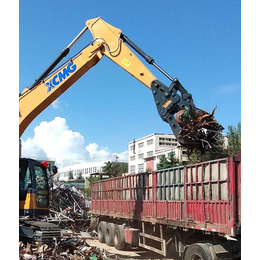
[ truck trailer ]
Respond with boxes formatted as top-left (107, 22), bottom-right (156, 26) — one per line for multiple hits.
top-left (91, 153), bottom-right (241, 259)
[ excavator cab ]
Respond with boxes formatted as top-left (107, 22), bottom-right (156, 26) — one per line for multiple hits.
top-left (19, 158), bottom-right (51, 216)
top-left (19, 158), bottom-right (61, 244)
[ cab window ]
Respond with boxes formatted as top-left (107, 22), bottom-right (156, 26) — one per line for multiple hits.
top-left (19, 161), bottom-right (32, 201)
top-left (34, 163), bottom-right (49, 208)
top-left (34, 164), bottom-right (48, 190)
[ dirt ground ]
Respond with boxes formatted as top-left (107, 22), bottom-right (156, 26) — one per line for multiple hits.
top-left (85, 237), bottom-right (180, 260)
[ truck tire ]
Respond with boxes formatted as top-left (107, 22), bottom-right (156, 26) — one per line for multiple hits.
top-left (97, 221), bottom-right (107, 243)
top-left (105, 223), bottom-right (116, 246)
top-left (184, 243), bottom-right (213, 260)
top-left (114, 225), bottom-right (126, 250)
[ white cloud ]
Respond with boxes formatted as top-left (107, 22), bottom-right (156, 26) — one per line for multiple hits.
top-left (114, 151), bottom-right (128, 161)
top-left (22, 138), bottom-right (48, 160)
top-left (86, 143), bottom-right (110, 160)
top-left (85, 143), bottom-right (128, 162)
top-left (21, 117), bottom-right (128, 167)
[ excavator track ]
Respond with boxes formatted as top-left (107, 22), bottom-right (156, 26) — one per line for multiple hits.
top-left (19, 220), bottom-right (61, 245)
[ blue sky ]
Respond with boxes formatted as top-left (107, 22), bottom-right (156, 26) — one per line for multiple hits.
top-left (19, 0), bottom-right (241, 164)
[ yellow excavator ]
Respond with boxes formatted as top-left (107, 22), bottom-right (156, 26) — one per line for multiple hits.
top-left (19, 17), bottom-right (223, 244)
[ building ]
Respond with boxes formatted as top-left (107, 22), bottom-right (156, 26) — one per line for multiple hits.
top-left (128, 133), bottom-right (188, 173)
top-left (154, 146), bottom-right (188, 167)
top-left (57, 161), bottom-right (105, 181)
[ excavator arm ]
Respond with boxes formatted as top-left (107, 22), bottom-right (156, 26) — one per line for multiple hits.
top-left (19, 17), bottom-right (223, 151)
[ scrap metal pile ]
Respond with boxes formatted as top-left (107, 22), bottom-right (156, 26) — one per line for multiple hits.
top-left (19, 235), bottom-right (119, 260)
top-left (47, 182), bottom-right (91, 232)
top-left (177, 106), bottom-right (224, 153)
top-left (19, 182), bottom-right (119, 260)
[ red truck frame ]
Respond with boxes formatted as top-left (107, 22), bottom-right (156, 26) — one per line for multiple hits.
top-left (91, 153), bottom-right (241, 259)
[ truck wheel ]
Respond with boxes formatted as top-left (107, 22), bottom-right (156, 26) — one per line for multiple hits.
top-left (114, 225), bottom-right (126, 250)
top-left (105, 223), bottom-right (116, 246)
top-left (97, 221), bottom-right (107, 243)
top-left (184, 243), bottom-right (213, 260)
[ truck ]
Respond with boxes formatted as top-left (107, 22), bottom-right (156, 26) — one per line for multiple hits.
top-left (91, 153), bottom-right (241, 259)
top-left (19, 17), bottom-right (223, 244)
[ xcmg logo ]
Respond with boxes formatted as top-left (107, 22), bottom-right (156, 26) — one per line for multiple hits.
top-left (46, 62), bottom-right (77, 93)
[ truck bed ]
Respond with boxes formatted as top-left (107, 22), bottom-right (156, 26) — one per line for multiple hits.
top-left (91, 153), bottom-right (241, 237)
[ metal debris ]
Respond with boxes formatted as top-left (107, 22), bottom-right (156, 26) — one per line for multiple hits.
top-left (20, 181), bottom-right (118, 259)
top-left (50, 183), bottom-right (87, 213)
top-left (19, 234), bottom-right (117, 260)
top-left (178, 106), bottom-right (224, 153)
top-left (45, 182), bottom-right (91, 232)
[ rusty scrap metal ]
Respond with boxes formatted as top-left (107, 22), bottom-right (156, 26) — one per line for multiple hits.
top-left (19, 234), bottom-right (118, 260)
top-left (50, 183), bottom-right (87, 214)
top-left (19, 182), bottom-right (111, 259)
top-left (45, 182), bottom-right (91, 232)
top-left (178, 106), bottom-right (224, 153)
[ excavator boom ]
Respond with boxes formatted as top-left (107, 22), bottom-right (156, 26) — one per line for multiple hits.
top-left (19, 17), bottom-right (223, 151)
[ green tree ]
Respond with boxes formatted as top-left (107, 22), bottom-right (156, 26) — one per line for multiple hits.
top-left (102, 161), bottom-right (120, 177)
top-left (102, 161), bottom-right (114, 176)
top-left (187, 143), bottom-right (228, 164)
top-left (68, 170), bottom-right (74, 180)
top-left (118, 162), bottom-right (128, 174)
top-left (77, 171), bottom-right (83, 179)
top-left (157, 152), bottom-right (181, 170)
top-left (227, 122), bottom-right (241, 156)
top-left (84, 176), bottom-right (102, 198)
top-left (102, 156), bottom-right (128, 177)
top-left (157, 155), bottom-right (168, 170)
top-left (112, 156), bottom-right (119, 177)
